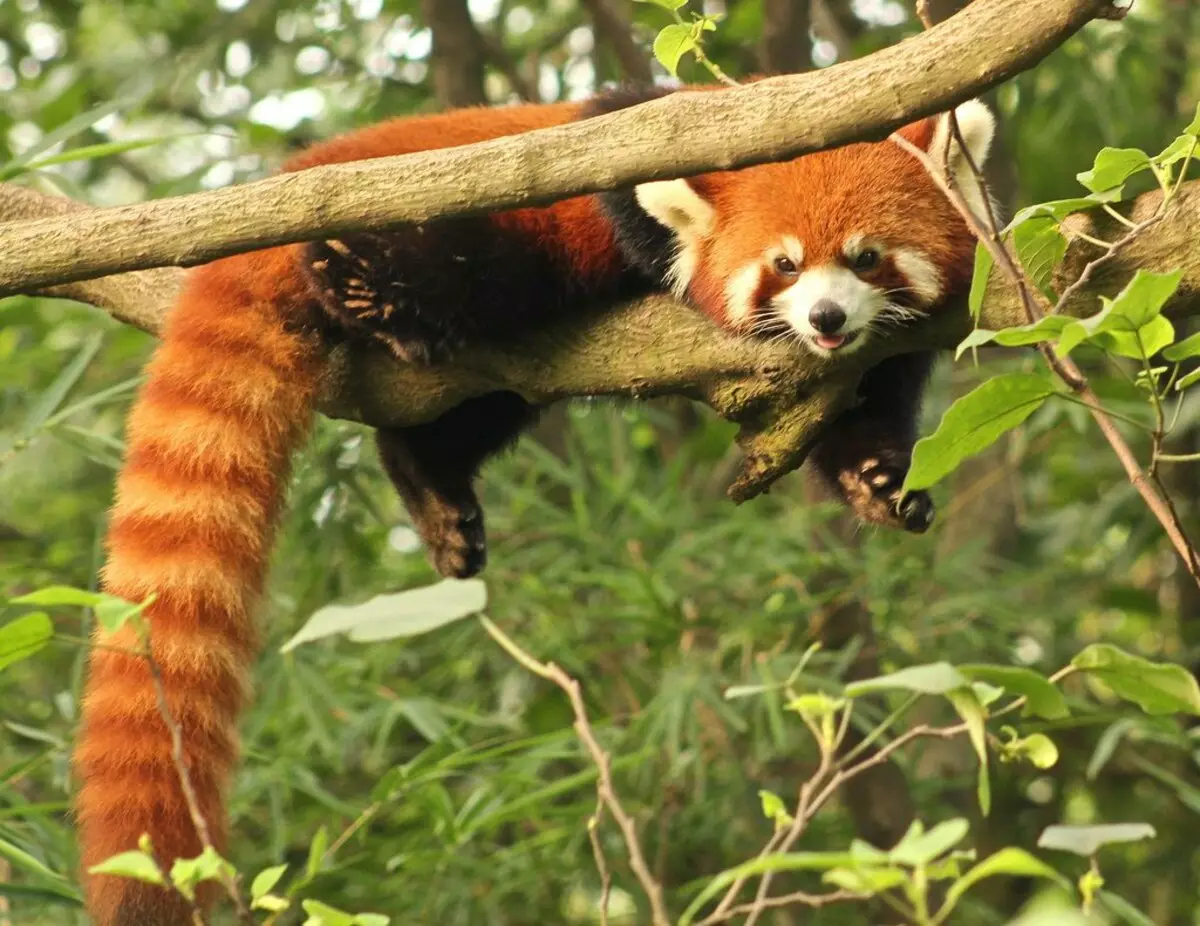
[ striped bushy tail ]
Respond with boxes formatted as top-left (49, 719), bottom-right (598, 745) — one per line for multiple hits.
top-left (74, 247), bottom-right (321, 926)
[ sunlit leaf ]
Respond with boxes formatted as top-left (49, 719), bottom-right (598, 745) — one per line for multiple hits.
top-left (844, 662), bottom-right (969, 697)
top-left (0, 613), bottom-right (53, 672)
top-left (87, 850), bottom-right (164, 886)
top-left (1076, 147), bottom-right (1151, 194)
top-left (958, 665), bottom-right (1069, 719)
top-left (1038, 823), bottom-right (1156, 856)
top-left (282, 579), bottom-right (487, 652)
top-left (948, 689), bottom-right (990, 816)
top-left (651, 23), bottom-right (697, 75)
top-left (967, 243), bottom-right (994, 321)
top-left (938, 848), bottom-right (1068, 920)
top-left (1072, 643), bottom-right (1200, 715)
top-left (904, 373), bottom-right (1056, 491)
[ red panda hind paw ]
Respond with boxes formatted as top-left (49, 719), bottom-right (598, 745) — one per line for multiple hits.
top-left (413, 496), bottom-right (488, 578)
top-left (839, 457), bottom-right (935, 534)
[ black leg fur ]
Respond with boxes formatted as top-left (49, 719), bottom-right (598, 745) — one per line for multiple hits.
top-left (377, 392), bottom-right (540, 578)
top-left (808, 352), bottom-right (937, 534)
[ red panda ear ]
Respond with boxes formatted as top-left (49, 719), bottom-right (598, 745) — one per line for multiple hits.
top-left (634, 177), bottom-right (716, 239)
top-left (896, 116), bottom-right (938, 151)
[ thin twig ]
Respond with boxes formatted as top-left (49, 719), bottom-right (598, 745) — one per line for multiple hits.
top-left (890, 120), bottom-right (1200, 589)
top-left (480, 617), bottom-right (670, 926)
top-left (588, 800), bottom-right (613, 926)
top-left (140, 631), bottom-right (254, 925)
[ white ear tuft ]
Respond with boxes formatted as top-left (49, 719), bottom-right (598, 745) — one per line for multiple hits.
top-left (634, 178), bottom-right (716, 238)
top-left (929, 100), bottom-right (996, 225)
top-left (930, 99), bottom-right (996, 181)
top-left (951, 99), bottom-right (996, 171)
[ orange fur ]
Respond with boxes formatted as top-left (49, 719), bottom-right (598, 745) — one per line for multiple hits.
top-left (73, 97), bottom-right (624, 926)
top-left (74, 92), bottom-right (979, 926)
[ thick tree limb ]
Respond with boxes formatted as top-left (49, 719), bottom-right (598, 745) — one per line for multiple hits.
top-left (4, 180), bottom-right (1198, 503)
top-left (0, 0), bottom-right (1114, 296)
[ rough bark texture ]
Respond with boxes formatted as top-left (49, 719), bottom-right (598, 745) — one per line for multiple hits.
top-left (4, 179), bottom-right (1198, 505)
top-left (0, 0), bottom-right (1115, 295)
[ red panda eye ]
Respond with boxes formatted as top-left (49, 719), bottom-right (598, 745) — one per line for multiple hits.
top-left (852, 248), bottom-right (881, 272)
top-left (773, 255), bottom-right (798, 277)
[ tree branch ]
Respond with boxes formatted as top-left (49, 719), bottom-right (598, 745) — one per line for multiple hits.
top-left (5, 179), bottom-right (1198, 505)
top-left (0, 0), bottom-right (1113, 295)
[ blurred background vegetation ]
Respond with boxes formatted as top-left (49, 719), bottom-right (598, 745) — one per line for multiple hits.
top-left (1, 0), bottom-right (1198, 923)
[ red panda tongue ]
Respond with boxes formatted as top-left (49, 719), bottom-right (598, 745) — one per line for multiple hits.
top-left (815, 334), bottom-right (848, 350)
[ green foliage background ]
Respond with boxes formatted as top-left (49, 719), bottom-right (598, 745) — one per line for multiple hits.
top-left (1, 1), bottom-right (1198, 924)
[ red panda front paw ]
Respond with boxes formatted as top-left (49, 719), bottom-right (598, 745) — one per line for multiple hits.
top-left (839, 454), bottom-right (935, 534)
top-left (412, 495), bottom-right (488, 578)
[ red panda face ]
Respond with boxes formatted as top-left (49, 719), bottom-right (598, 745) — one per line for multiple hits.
top-left (634, 101), bottom-right (995, 356)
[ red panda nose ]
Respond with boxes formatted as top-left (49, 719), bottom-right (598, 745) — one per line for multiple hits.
top-left (809, 300), bottom-right (847, 334)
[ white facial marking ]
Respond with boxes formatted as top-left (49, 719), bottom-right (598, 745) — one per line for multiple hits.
top-left (892, 248), bottom-right (943, 305)
top-left (843, 233), bottom-right (867, 259)
top-left (780, 236), bottom-right (804, 265)
top-left (774, 265), bottom-right (886, 355)
top-left (634, 178), bottom-right (716, 296)
top-left (724, 263), bottom-right (762, 325)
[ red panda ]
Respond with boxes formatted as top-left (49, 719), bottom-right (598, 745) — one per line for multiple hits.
top-left (73, 85), bottom-right (994, 925)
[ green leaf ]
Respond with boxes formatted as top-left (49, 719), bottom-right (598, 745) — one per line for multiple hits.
top-left (958, 665), bottom-right (1069, 719)
top-left (301, 899), bottom-right (390, 926)
top-left (1153, 134), bottom-right (1198, 170)
top-left (954, 316), bottom-right (1071, 360)
top-left (1005, 197), bottom-right (1108, 227)
top-left (967, 243), bottom-right (993, 321)
top-left (281, 579), bottom-right (487, 652)
top-left (758, 790), bottom-right (793, 829)
top-left (306, 826), bottom-right (328, 879)
top-left (10, 586), bottom-right (105, 608)
top-left (1163, 331), bottom-right (1200, 361)
top-left (93, 594), bottom-right (153, 635)
top-left (1077, 147), bottom-right (1152, 194)
top-left (87, 850), bottom-right (164, 886)
top-left (844, 662), bottom-right (969, 697)
top-left (822, 866), bottom-right (907, 894)
top-left (1072, 643), bottom-right (1200, 715)
top-left (1105, 269), bottom-right (1183, 329)
top-left (1021, 733), bottom-right (1059, 769)
top-left (251, 864), bottom-right (288, 900)
top-left (634, 0), bottom-right (689, 9)
top-left (904, 373), bottom-right (1056, 492)
top-left (1037, 823), bottom-right (1156, 856)
top-left (651, 23), bottom-right (697, 75)
top-left (1012, 217), bottom-right (1067, 299)
top-left (889, 818), bottom-right (970, 866)
top-left (10, 586), bottom-right (149, 635)
top-left (948, 689), bottom-right (990, 816)
top-left (0, 612), bottom-right (53, 672)
top-left (1176, 367), bottom-right (1200, 391)
top-left (170, 847), bottom-right (235, 902)
top-left (939, 848), bottom-right (1068, 920)
top-left (1185, 102), bottom-right (1200, 136)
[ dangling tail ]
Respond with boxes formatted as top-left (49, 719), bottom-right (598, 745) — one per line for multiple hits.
top-left (73, 247), bottom-right (322, 926)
